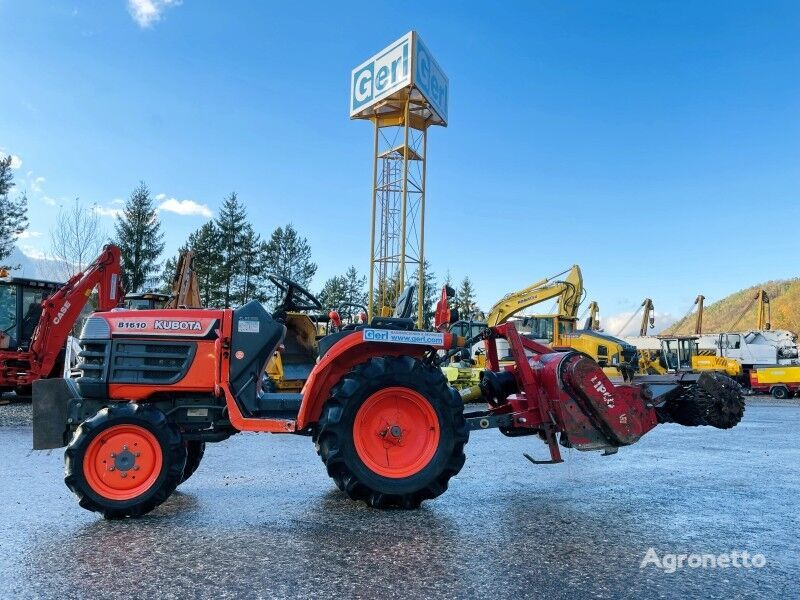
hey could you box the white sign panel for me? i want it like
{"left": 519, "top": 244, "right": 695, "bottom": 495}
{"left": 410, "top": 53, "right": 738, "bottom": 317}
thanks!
{"left": 350, "top": 31, "right": 449, "bottom": 125}
{"left": 362, "top": 328, "right": 445, "bottom": 346}
{"left": 350, "top": 32, "right": 413, "bottom": 118}
{"left": 413, "top": 34, "right": 448, "bottom": 124}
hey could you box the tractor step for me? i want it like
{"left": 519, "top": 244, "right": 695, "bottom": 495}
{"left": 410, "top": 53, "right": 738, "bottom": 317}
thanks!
{"left": 256, "top": 392, "right": 303, "bottom": 414}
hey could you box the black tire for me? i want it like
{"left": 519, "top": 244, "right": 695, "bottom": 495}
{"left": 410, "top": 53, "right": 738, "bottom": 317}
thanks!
{"left": 314, "top": 355, "right": 468, "bottom": 509}
{"left": 179, "top": 440, "right": 206, "bottom": 484}
{"left": 771, "top": 386, "right": 790, "bottom": 400}
{"left": 664, "top": 372, "right": 745, "bottom": 429}
{"left": 65, "top": 403, "right": 186, "bottom": 519}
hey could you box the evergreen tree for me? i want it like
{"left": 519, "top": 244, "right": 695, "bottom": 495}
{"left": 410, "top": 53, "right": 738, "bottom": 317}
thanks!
{"left": 421, "top": 260, "right": 438, "bottom": 328}
{"left": 263, "top": 224, "right": 317, "bottom": 307}
{"left": 159, "top": 253, "right": 179, "bottom": 295}
{"left": 457, "top": 276, "right": 478, "bottom": 318}
{"left": 318, "top": 274, "right": 347, "bottom": 311}
{"left": 234, "top": 224, "right": 268, "bottom": 306}
{"left": 318, "top": 266, "right": 367, "bottom": 319}
{"left": 214, "top": 193, "right": 248, "bottom": 308}
{"left": 186, "top": 221, "right": 220, "bottom": 307}
{"left": 114, "top": 182, "right": 164, "bottom": 292}
{"left": 0, "top": 154, "right": 28, "bottom": 267}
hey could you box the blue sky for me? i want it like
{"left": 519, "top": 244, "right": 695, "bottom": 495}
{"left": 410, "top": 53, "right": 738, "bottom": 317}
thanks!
{"left": 1, "top": 1, "right": 798, "bottom": 333}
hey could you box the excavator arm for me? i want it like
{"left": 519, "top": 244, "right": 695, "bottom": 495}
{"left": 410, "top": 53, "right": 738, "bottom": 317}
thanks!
{"left": 166, "top": 251, "right": 202, "bottom": 309}
{"left": 28, "top": 244, "right": 123, "bottom": 378}
{"left": 485, "top": 265, "right": 583, "bottom": 327}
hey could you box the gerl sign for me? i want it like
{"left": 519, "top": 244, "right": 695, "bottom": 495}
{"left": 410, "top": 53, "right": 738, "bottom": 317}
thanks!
{"left": 350, "top": 31, "right": 448, "bottom": 125}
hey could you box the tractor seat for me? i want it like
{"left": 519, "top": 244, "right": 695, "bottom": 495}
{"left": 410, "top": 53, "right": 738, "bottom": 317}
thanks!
{"left": 317, "top": 330, "right": 357, "bottom": 359}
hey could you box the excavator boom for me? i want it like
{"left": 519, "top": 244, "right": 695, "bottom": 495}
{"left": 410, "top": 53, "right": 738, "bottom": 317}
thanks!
{"left": 485, "top": 265, "right": 583, "bottom": 326}
{"left": 166, "top": 251, "right": 202, "bottom": 309}
{"left": 0, "top": 244, "right": 123, "bottom": 386}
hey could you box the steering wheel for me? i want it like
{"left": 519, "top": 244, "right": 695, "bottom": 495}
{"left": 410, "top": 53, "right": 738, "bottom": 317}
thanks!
{"left": 269, "top": 274, "right": 322, "bottom": 313}
{"left": 336, "top": 302, "right": 368, "bottom": 320}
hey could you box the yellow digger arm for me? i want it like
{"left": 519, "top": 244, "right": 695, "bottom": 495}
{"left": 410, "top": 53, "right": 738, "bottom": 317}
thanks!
{"left": 485, "top": 265, "right": 583, "bottom": 327}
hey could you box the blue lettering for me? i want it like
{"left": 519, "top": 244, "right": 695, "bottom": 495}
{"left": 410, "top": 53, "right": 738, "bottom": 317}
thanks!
{"left": 376, "top": 65, "right": 389, "bottom": 91}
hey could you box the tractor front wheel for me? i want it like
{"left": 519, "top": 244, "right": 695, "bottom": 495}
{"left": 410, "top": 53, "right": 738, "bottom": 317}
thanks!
{"left": 315, "top": 356, "right": 468, "bottom": 509}
{"left": 65, "top": 403, "right": 186, "bottom": 519}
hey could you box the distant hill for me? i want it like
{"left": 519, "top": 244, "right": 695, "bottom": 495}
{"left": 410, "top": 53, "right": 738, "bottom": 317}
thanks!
{"left": 4, "top": 246, "right": 63, "bottom": 281}
{"left": 664, "top": 278, "right": 800, "bottom": 336}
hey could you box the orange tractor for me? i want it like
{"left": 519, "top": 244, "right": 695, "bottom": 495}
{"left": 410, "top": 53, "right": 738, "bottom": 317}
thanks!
{"left": 33, "top": 278, "right": 745, "bottom": 518}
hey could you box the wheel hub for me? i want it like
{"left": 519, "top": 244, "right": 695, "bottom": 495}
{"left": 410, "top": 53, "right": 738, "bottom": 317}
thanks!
{"left": 114, "top": 448, "right": 136, "bottom": 472}
{"left": 353, "top": 387, "right": 441, "bottom": 479}
{"left": 83, "top": 424, "right": 163, "bottom": 501}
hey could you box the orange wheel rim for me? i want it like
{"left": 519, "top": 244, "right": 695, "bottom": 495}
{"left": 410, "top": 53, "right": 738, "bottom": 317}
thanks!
{"left": 353, "top": 387, "right": 440, "bottom": 479}
{"left": 83, "top": 424, "right": 163, "bottom": 501}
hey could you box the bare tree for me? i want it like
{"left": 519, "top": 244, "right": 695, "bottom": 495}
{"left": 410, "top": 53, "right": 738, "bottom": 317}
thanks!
{"left": 46, "top": 199, "right": 106, "bottom": 281}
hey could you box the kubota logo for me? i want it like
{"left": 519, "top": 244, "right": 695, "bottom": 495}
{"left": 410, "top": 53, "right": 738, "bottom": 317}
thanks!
{"left": 52, "top": 300, "right": 71, "bottom": 325}
{"left": 154, "top": 320, "right": 202, "bottom": 331}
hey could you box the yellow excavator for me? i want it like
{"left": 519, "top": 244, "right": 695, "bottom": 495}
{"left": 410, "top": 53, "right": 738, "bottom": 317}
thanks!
{"left": 440, "top": 266, "right": 639, "bottom": 389}
{"left": 636, "top": 294, "right": 740, "bottom": 377}
{"left": 582, "top": 301, "right": 600, "bottom": 330}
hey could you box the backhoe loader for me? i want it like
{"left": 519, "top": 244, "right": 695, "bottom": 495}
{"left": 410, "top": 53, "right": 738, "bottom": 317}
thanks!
{"left": 32, "top": 279, "right": 744, "bottom": 518}
{"left": 0, "top": 245, "right": 123, "bottom": 395}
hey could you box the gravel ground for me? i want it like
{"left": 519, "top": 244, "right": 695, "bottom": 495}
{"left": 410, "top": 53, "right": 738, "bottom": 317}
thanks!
{"left": 0, "top": 397, "right": 797, "bottom": 599}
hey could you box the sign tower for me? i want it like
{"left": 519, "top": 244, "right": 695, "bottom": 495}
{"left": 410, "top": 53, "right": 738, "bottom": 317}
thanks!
{"left": 350, "top": 31, "right": 448, "bottom": 328}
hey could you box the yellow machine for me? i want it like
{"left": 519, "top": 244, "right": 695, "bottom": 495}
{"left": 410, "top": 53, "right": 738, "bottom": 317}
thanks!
{"left": 656, "top": 335, "right": 742, "bottom": 377}
{"left": 166, "top": 251, "right": 202, "bottom": 309}
{"left": 582, "top": 301, "right": 600, "bottom": 330}
{"left": 123, "top": 251, "right": 202, "bottom": 310}
{"left": 443, "top": 266, "right": 639, "bottom": 388}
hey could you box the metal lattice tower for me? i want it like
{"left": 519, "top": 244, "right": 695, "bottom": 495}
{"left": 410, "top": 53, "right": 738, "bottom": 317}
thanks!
{"left": 350, "top": 32, "right": 448, "bottom": 328}
{"left": 370, "top": 99, "right": 428, "bottom": 324}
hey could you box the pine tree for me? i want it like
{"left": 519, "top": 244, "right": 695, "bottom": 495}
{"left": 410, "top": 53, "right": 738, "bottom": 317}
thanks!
{"left": 186, "top": 221, "right": 220, "bottom": 307}
{"left": 421, "top": 260, "right": 438, "bottom": 328}
{"left": 263, "top": 224, "right": 317, "bottom": 307}
{"left": 114, "top": 182, "right": 164, "bottom": 292}
{"left": 457, "top": 276, "right": 478, "bottom": 318}
{"left": 0, "top": 154, "right": 29, "bottom": 267}
{"left": 318, "top": 275, "right": 347, "bottom": 311}
{"left": 318, "top": 266, "right": 367, "bottom": 319}
{"left": 213, "top": 193, "right": 249, "bottom": 308}
{"left": 234, "top": 224, "right": 268, "bottom": 306}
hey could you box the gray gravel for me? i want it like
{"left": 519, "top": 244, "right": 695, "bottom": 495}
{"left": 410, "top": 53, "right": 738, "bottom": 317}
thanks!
{"left": 0, "top": 402, "right": 797, "bottom": 599}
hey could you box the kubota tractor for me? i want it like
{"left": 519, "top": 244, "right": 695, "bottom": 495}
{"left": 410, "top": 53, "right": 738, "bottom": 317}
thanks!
{"left": 33, "top": 278, "right": 745, "bottom": 519}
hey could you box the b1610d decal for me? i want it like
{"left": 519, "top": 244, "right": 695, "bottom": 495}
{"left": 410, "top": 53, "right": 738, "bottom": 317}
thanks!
{"left": 109, "top": 316, "right": 218, "bottom": 337}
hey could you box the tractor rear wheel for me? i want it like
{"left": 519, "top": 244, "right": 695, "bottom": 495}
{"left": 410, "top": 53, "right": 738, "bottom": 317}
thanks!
{"left": 179, "top": 440, "right": 206, "bottom": 484}
{"left": 315, "top": 356, "right": 468, "bottom": 509}
{"left": 65, "top": 403, "right": 186, "bottom": 519}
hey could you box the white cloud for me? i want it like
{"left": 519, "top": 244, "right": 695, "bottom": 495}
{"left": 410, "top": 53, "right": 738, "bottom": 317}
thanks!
{"left": 111, "top": 198, "right": 124, "bottom": 205}
{"left": 31, "top": 176, "right": 45, "bottom": 192}
{"left": 42, "top": 196, "right": 57, "bottom": 206}
{"left": 16, "top": 230, "right": 43, "bottom": 240}
{"left": 158, "top": 197, "right": 213, "bottom": 218}
{"left": 127, "top": 0, "right": 181, "bottom": 28}
{"left": 0, "top": 151, "right": 22, "bottom": 169}
{"left": 603, "top": 310, "right": 677, "bottom": 337}
{"left": 93, "top": 205, "right": 124, "bottom": 218}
